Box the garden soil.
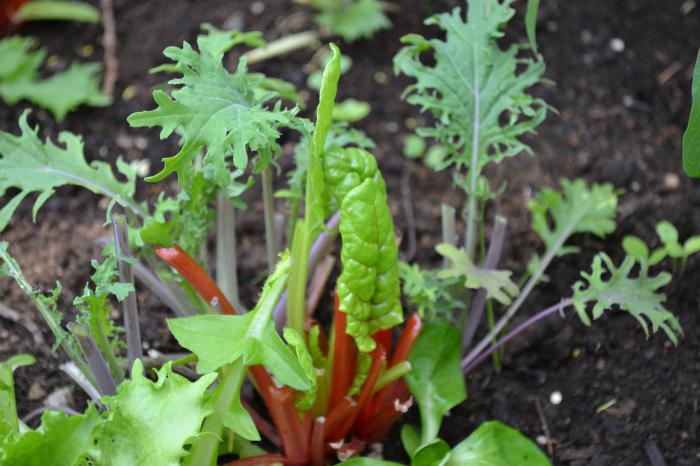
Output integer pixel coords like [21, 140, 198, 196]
[1, 1, 699, 464]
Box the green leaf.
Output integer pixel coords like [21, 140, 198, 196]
[332, 98, 371, 122]
[395, 0, 547, 174]
[0, 405, 102, 466]
[169, 254, 310, 390]
[335, 172, 403, 352]
[401, 424, 422, 458]
[0, 112, 142, 232]
[572, 253, 682, 344]
[683, 49, 700, 177]
[656, 221, 684, 258]
[128, 29, 304, 188]
[406, 321, 466, 445]
[283, 327, 318, 410]
[14, 1, 101, 23]
[436, 243, 519, 305]
[529, 179, 618, 258]
[445, 421, 550, 466]
[403, 135, 426, 159]
[525, 0, 541, 54]
[622, 235, 649, 262]
[0, 354, 35, 438]
[98, 360, 216, 466]
[315, 0, 390, 42]
[0, 36, 108, 121]
[412, 439, 451, 466]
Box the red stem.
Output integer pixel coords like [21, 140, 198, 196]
[336, 438, 367, 462]
[373, 329, 393, 355]
[156, 245, 237, 315]
[327, 346, 387, 442]
[310, 417, 327, 466]
[265, 386, 309, 463]
[329, 291, 357, 409]
[221, 454, 291, 466]
[356, 393, 413, 442]
[324, 397, 356, 437]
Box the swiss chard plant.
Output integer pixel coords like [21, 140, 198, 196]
[0, 25, 424, 465]
[393, 0, 684, 461]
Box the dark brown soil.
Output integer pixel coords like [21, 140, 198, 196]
[1, 1, 700, 465]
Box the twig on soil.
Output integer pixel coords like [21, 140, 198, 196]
[644, 439, 668, 466]
[400, 162, 417, 262]
[59, 362, 102, 405]
[100, 0, 118, 98]
[0, 302, 46, 352]
[244, 31, 320, 65]
[532, 396, 555, 459]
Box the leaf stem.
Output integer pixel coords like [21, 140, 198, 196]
[216, 194, 243, 311]
[262, 167, 278, 272]
[131, 260, 191, 316]
[69, 324, 117, 396]
[462, 215, 507, 350]
[112, 214, 143, 369]
[244, 31, 320, 64]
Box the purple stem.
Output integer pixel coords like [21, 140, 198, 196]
[462, 215, 508, 351]
[22, 406, 80, 423]
[70, 324, 117, 396]
[462, 298, 572, 374]
[112, 214, 143, 368]
[273, 210, 341, 330]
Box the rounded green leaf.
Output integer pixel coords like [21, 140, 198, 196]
[622, 235, 648, 262]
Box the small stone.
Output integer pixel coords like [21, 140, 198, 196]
[663, 173, 681, 189]
[134, 136, 149, 150]
[251, 1, 264, 14]
[45, 386, 73, 407]
[80, 44, 94, 57]
[610, 37, 625, 52]
[373, 71, 388, 84]
[622, 95, 635, 107]
[99, 145, 109, 157]
[121, 85, 136, 101]
[549, 391, 563, 405]
[28, 383, 46, 401]
[536, 435, 548, 446]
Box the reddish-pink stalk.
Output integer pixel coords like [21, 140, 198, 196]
[221, 454, 291, 466]
[310, 417, 327, 466]
[266, 386, 309, 463]
[329, 292, 357, 409]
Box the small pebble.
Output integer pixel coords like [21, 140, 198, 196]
[129, 159, 151, 177]
[122, 85, 136, 101]
[251, 1, 265, 14]
[373, 71, 388, 84]
[28, 383, 46, 401]
[385, 121, 399, 133]
[99, 145, 109, 157]
[663, 173, 680, 189]
[80, 44, 94, 57]
[549, 390, 563, 405]
[536, 435, 548, 446]
[610, 37, 625, 52]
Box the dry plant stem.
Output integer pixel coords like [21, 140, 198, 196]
[262, 167, 278, 272]
[462, 215, 508, 351]
[273, 211, 341, 328]
[400, 162, 417, 261]
[461, 224, 572, 371]
[60, 362, 102, 405]
[0, 302, 46, 350]
[441, 204, 457, 267]
[244, 31, 320, 64]
[533, 397, 555, 458]
[71, 326, 117, 396]
[462, 299, 573, 373]
[99, 0, 118, 97]
[112, 214, 142, 367]
[131, 261, 190, 316]
[216, 194, 243, 311]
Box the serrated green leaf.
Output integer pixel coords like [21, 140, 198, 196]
[0, 405, 102, 466]
[395, 0, 547, 174]
[0, 36, 108, 121]
[128, 30, 304, 188]
[406, 321, 466, 446]
[0, 112, 142, 232]
[436, 243, 519, 305]
[446, 421, 550, 466]
[283, 327, 318, 410]
[529, 179, 618, 258]
[572, 253, 682, 344]
[98, 360, 216, 466]
[683, 49, 700, 177]
[314, 0, 390, 42]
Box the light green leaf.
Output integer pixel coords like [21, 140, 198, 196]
[332, 98, 371, 122]
[0, 354, 35, 438]
[314, 0, 390, 42]
[412, 439, 451, 466]
[283, 327, 318, 410]
[401, 424, 422, 458]
[526, 0, 541, 54]
[436, 243, 518, 305]
[529, 179, 618, 258]
[445, 421, 550, 466]
[0, 405, 102, 466]
[572, 253, 682, 344]
[683, 49, 700, 177]
[98, 360, 216, 466]
[169, 254, 310, 390]
[395, 0, 547, 174]
[403, 135, 426, 159]
[0, 112, 142, 232]
[14, 1, 101, 23]
[128, 30, 304, 188]
[622, 235, 649, 262]
[406, 321, 466, 445]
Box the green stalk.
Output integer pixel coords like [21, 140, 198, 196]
[244, 31, 320, 64]
[262, 167, 278, 272]
[185, 359, 246, 466]
[216, 194, 243, 310]
[373, 361, 412, 393]
[441, 203, 457, 267]
[287, 222, 307, 335]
